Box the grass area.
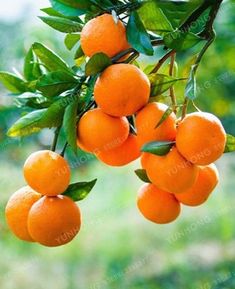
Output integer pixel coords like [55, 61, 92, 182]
[0, 145, 235, 289]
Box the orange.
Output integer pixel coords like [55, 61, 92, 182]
[5, 186, 41, 242]
[94, 64, 150, 117]
[24, 150, 71, 196]
[77, 108, 129, 153]
[140, 152, 150, 169]
[80, 13, 129, 58]
[137, 183, 181, 224]
[28, 195, 81, 247]
[175, 164, 219, 206]
[176, 112, 226, 165]
[136, 102, 177, 147]
[96, 134, 141, 166]
[145, 147, 199, 194]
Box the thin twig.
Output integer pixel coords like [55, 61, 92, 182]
[150, 50, 175, 74]
[51, 126, 61, 152]
[181, 0, 223, 119]
[169, 52, 177, 114]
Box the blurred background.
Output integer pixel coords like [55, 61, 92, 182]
[0, 1, 235, 288]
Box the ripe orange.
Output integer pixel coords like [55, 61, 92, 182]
[176, 112, 226, 165]
[140, 152, 150, 169]
[136, 102, 177, 147]
[28, 195, 81, 247]
[137, 183, 181, 224]
[96, 134, 141, 166]
[145, 147, 199, 194]
[77, 108, 129, 153]
[24, 150, 71, 197]
[175, 164, 219, 206]
[5, 186, 41, 242]
[80, 13, 129, 58]
[94, 64, 150, 117]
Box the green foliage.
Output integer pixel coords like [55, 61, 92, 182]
[149, 73, 186, 97]
[64, 33, 80, 50]
[0, 72, 28, 94]
[164, 31, 203, 51]
[32, 42, 73, 73]
[36, 71, 78, 97]
[85, 53, 112, 76]
[63, 179, 97, 201]
[135, 169, 151, 183]
[39, 16, 82, 33]
[224, 134, 235, 153]
[141, 141, 175, 156]
[127, 11, 154, 56]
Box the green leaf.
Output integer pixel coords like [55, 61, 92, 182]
[155, 107, 173, 128]
[127, 11, 154, 56]
[85, 53, 112, 76]
[138, 0, 173, 35]
[164, 31, 203, 51]
[64, 33, 80, 50]
[32, 42, 73, 74]
[155, 0, 203, 28]
[7, 95, 74, 137]
[63, 179, 97, 202]
[185, 64, 197, 100]
[41, 7, 83, 22]
[224, 134, 235, 153]
[74, 45, 85, 65]
[57, 0, 93, 10]
[7, 110, 47, 137]
[39, 16, 82, 33]
[135, 169, 151, 183]
[36, 71, 78, 97]
[24, 47, 42, 81]
[149, 73, 186, 97]
[49, 0, 86, 16]
[141, 141, 175, 156]
[63, 98, 79, 154]
[0, 72, 28, 94]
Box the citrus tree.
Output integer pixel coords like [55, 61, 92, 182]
[2, 0, 235, 247]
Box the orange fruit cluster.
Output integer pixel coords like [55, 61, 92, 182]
[79, 13, 226, 225]
[5, 150, 81, 247]
[78, 14, 151, 166]
[138, 107, 225, 224]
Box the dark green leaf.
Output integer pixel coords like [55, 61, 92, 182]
[138, 1, 173, 35]
[224, 134, 235, 153]
[63, 179, 97, 202]
[155, 0, 203, 28]
[135, 169, 151, 183]
[0, 72, 28, 93]
[185, 64, 197, 100]
[41, 7, 83, 22]
[63, 98, 79, 153]
[49, 0, 85, 16]
[149, 73, 186, 97]
[36, 71, 78, 97]
[164, 31, 203, 51]
[155, 107, 173, 128]
[32, 42, 73, 74]
[141, 141, 175, 156]
[39, 16, 82, 33]
[85, 53, 112, 76]
[64, 33, 80, 50]
[127, 11, 154, 56]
